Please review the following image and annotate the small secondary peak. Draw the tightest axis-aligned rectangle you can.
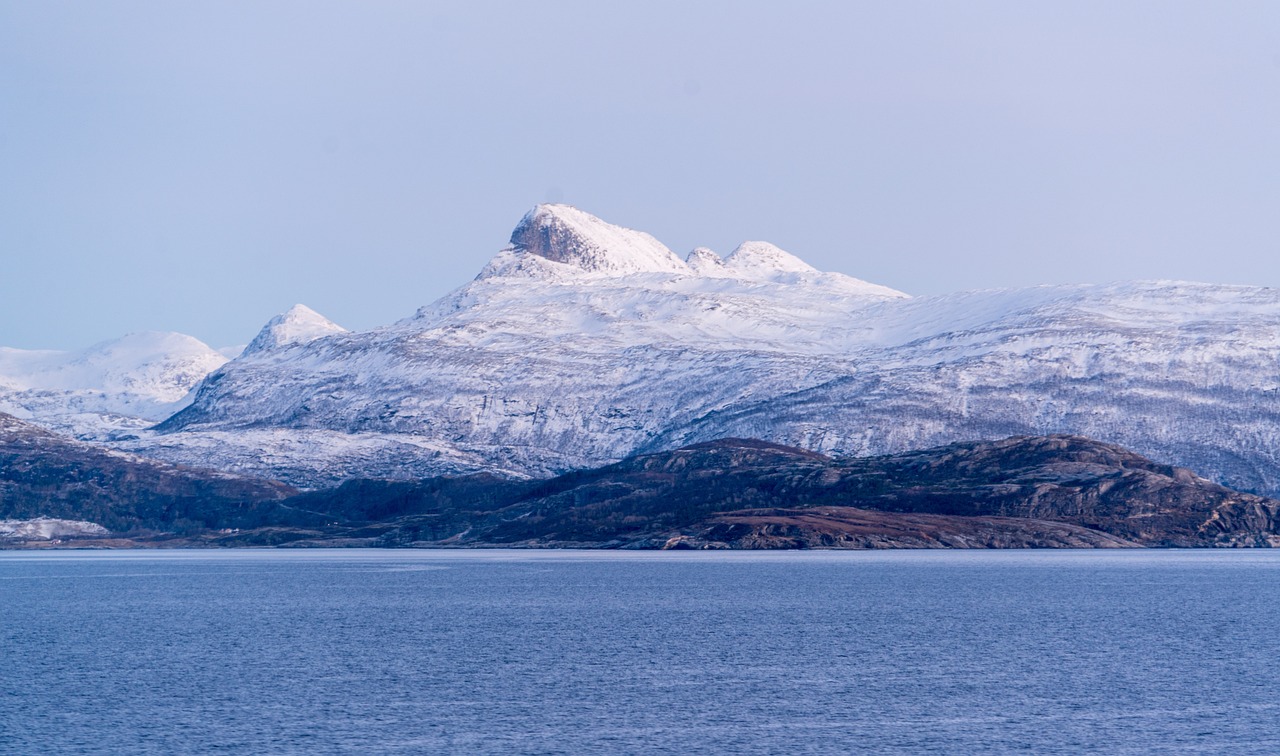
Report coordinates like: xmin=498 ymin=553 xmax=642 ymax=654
xmin=243 ymin=304 xmax=347 ymax=355
xmin=505 ymin=204 xmax=689 ymax=276
xmin=685 ymin=247 xmax=725 ymax=275
xmin=723 ymin=241 xmax=818 ymax=277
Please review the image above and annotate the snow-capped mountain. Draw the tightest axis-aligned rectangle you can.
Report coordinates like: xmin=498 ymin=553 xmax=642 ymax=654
xmin=0 ymin=331 xmax=229 ymax=439
xmin=121 ymin=203 xmax=1280 ymax=494
xmin=242 ymin=304 xmax=348 ymax=356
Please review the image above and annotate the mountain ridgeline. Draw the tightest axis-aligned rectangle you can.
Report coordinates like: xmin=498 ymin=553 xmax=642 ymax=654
xmin=3 ymin=203 xmax=1280 ymax=535
xmin=125 ymin=204 xmax=1280 ymax=496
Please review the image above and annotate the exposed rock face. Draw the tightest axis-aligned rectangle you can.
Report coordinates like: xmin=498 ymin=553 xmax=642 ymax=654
xmin=507 ymin=204 xmax=689 ymax=275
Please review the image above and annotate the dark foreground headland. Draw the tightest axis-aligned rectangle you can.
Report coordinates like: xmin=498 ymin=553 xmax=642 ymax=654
xmin=3 ymin=412 xmax=1278 ymax=549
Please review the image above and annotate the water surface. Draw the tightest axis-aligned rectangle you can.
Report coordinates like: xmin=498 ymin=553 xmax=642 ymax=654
xmin=2 ymin=549 xmax=1278 ymax=754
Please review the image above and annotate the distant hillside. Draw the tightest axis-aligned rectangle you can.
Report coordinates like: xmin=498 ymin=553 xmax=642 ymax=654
xmin=265 ymin=435 xmax=1280 ymax=549
xmin=5 ymin=419 xmax=1278 ymax=548
xmin=0 ymin=413 xmax=301 ymax=535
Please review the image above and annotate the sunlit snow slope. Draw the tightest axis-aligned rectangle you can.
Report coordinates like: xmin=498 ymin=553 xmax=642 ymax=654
xmin=0 ymin=332 xmax=229 ymax=439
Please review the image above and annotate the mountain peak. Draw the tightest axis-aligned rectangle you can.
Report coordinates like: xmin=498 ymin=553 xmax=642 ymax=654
xmin=243 ymin=304 xmax=347 ymax=355
xmin=505 ymin=204 xmax=689 ymax=276
xmin=685 ymin=247 xmax=725 ymax=275
xmin=723 ymin=241 xmax=817 ymax=277
xmin=75 ymin=331 xmax=224 ymax=364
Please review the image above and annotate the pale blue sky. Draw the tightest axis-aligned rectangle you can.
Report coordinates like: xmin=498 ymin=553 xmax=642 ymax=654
xmin=2 ymin=1 xmax=1277 ymax=349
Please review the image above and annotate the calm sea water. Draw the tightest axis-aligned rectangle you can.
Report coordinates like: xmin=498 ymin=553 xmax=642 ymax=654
xmin=2 ymin=549 xmax=1279 ymax=755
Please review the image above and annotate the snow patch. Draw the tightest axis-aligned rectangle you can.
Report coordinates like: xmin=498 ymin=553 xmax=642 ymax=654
xmin=0 ymin=517 xmax=109 ymax=540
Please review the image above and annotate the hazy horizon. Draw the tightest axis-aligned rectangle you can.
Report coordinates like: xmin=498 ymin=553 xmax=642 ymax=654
xmin=3 ymin=1 xmax=1278 ymax=350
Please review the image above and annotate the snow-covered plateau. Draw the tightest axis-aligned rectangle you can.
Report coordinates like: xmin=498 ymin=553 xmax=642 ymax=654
xmin=10 ymin=204 xmax=1280 ymax=494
